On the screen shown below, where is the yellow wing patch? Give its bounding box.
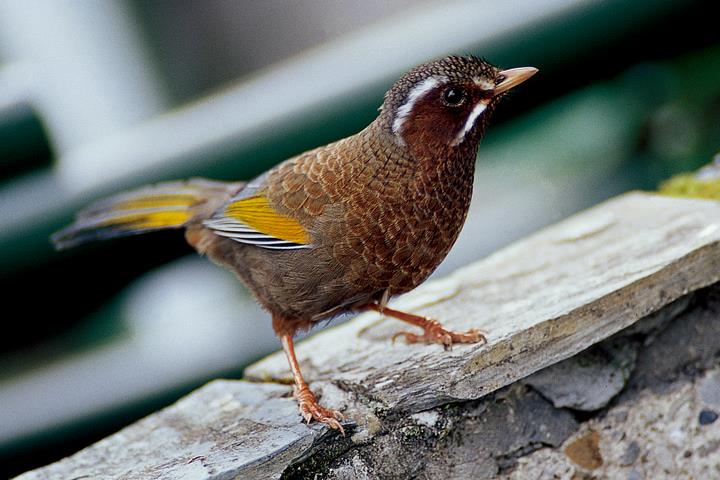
[224,195,310,244]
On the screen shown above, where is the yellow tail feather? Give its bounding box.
[52,181,213,250]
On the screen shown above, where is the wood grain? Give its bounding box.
[18,192,720,480]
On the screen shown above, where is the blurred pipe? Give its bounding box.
[0,0,167,154]
[54,0,600,194]
[0,69,51,176]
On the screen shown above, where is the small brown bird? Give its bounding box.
[53,56,537,433]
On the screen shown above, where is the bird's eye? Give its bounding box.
[442,87,466,106]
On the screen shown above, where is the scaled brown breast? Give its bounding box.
[264,119,477,298]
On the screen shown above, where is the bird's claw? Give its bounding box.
[295,384,346,435]
[392,319,486,351]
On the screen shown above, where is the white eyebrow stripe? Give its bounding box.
[392,75,448,142]
[451,100,488,146]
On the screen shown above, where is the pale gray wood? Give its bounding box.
[16,381,327,480]
[17,192,720,479]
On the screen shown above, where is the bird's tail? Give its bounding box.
[52,178,238,250]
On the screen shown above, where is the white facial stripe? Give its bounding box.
[392,75,447,141]
[451,101,488,146]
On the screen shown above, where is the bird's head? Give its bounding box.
[382,55,537,154]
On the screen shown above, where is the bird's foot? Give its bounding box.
[391,318,486,351]
[294,383,345,435]
[362,303,486,351]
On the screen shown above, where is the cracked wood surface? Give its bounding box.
[245,192,720,412]
[17,381,333,480]
[17,192,720,480]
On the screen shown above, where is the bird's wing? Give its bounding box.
[203,187,312,250]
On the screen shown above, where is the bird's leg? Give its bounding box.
[280,333,345,434]
[362,303,486,350]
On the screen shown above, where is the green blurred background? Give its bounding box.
[1,0,718,476]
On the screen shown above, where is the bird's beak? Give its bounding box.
[493,67,538,96]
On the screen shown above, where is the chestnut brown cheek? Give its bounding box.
[401,111,460,156]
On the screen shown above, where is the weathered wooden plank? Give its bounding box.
[17,192,720,479]
[245,192,720,413]
[17,381,329,480]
